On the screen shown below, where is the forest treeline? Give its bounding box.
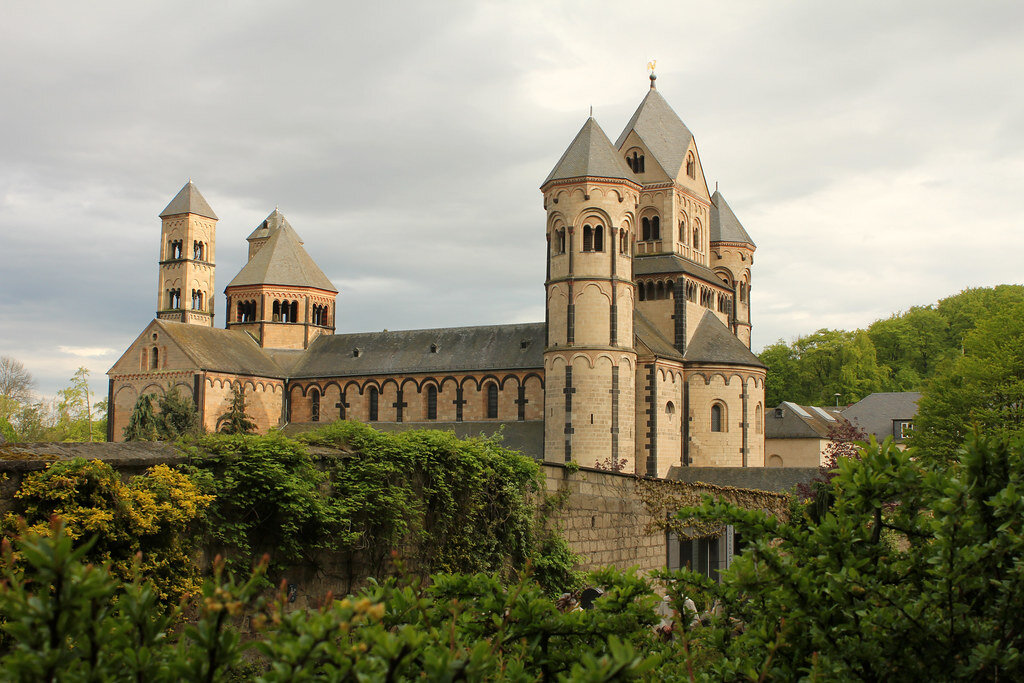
[758,284,1024,407]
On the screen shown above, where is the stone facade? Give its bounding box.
[108,77,767,480]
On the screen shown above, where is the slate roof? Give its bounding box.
[246,208,303,243]
[682,311,765,367]
[766,402,849,439]
[287,323,545,378]
[633,309,683,360]
[614,87,694,179]
[544,118,637,185]
[842,392,921,442]
[159,181,218,220]
[227,222,336,292]
[633,254,727,287]
[710,191,754,247]
[154,320,285,377]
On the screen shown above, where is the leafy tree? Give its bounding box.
[911,299,1024,461]
[155,385,202,439]
[53,367,95,441]
[0,356,33,405]
[669,433,1024,679]
[216,385,256,434]
[761,329,886,406]
[123,394,158,441]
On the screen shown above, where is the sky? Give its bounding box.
[2,0,1023,404]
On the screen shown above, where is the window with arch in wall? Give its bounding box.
[619,229,629,254]
[679,219,687,243]
[755,404,763,434]
[711,403,725,432]
[666,401,675,415]
[693,227,700,250]
[651,216,660,240]
[426,385,438,420]
[686,153,695,179]
[368,387,379,421]
[626,150,645,173]
[486,383,498,419]
[310,389,320,422]
[150,347,159,370]
[582,224,604,252]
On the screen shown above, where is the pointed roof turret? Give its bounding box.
[710,190,755,247]
[614,88,694,179]
[227,220,336,292]
[159,181,218,220]
[682,311,764,366]
[246,208,303,244]
[543,117,636,186]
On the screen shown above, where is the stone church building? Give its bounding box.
[108,76,767,476]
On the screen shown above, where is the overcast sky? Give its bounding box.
[2,0,1023,403]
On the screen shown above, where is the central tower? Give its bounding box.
[542,118,641,471]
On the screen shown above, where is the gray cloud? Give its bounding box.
[2,0,1023,402]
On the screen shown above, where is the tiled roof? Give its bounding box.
[682,311,764,367]
[766,402,850,439]
[633,253,727,287]
[159,181,218,220]
[842,392,921,442]
[633,309,683,360]
[544,118,637,185]
[155,320,286,377]
[246,208,303,243]
[614,87,694,179]
[226,222,336,292]
[287,322,545,378]
[710,191,754,246]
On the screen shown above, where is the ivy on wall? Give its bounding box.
[636,478,790,539]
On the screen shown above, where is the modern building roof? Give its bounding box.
[544,117,637,186]
[287,322,546,378]
[682,311,765,367]
[842,392,921,442]
[633,253,728,288]
[159,181,218,220]
[246,208,302,243]
[765,401,849,440]
[614,86,694,179]
[154,320,285,377]
[710,190,755,247]
[226,221,336,292]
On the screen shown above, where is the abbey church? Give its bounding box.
[107,76,767,476]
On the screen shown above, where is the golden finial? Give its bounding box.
[647,59,657,88]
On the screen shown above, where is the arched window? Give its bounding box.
[642,217,651,241]
[619,229,629,254]
[273,300,281,322]
[679,218,687,243]
[368,387,378,421]
[582,224,593,252]
[310,389,320,422]
[638,282,646,301]
[150,347,159,370]
[193,241,204,261]
[666,401,675,415]
[693,227,700,250]
[651,216,660,240]
[427,385,438,420]
[768,454,783,467]
[755,404,763,434]
[594,225,603,252]
[655,281,665,300]
[686,153,695,179]
[626,150,645,173]
[486,383,498,419]
[646,281,655,301]
[290,301,299,324]
[711,403,725,432]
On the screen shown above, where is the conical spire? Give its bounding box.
[543,117,636,186]
[228,221,335,292]
[710,190,755,246]
[246,208,303,244]
[159,181,218,220]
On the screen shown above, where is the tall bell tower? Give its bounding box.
[156,181,217,326]
[542,118,641,471]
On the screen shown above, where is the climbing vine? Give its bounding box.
[636,477,790,538]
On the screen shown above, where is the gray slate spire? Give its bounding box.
[543,117,636,185]
[682,311,764,366]
[159,181,218,220]
[614,88,694,179]
[246,208,303,244]
[227,220,336,292]
[710,190,755,246]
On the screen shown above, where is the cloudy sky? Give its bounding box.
[2,0,1023,402]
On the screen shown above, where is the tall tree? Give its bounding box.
[123,394,158,441]
[156,386,202,439]
[0,356,34,405]
[217,385,257,435]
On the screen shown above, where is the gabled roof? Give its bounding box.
[633,253,728,288]
[633,309,683,360]
[710,191,754,247]
[159,181,218,220]
[765,402,849,440]
[287,322,545,378]
[227,221,336,292]
[614,87,694,180]
[153,320,285,377]
[246,208,303,243]
[543,117,637,185]
[682,310,765,367]
[842,392,921,442]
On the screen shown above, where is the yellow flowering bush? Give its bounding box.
[3,458,212,603]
